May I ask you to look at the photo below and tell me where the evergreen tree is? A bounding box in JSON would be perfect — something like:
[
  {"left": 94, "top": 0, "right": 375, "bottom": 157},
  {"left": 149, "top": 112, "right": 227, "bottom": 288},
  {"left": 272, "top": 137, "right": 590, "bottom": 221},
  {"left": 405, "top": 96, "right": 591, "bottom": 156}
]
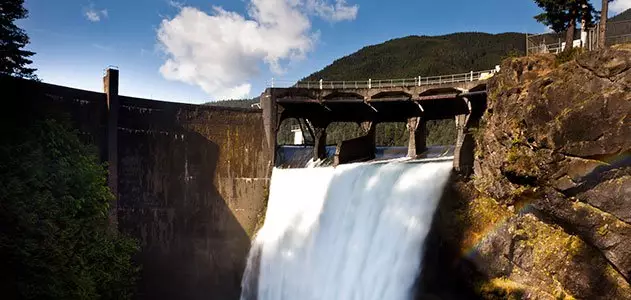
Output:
[
  {"left": 533, "top": 0, "right": 596, "bottom": 52},
  {"left": 0, "top": 0, "right": 37, "bottom": 79}
]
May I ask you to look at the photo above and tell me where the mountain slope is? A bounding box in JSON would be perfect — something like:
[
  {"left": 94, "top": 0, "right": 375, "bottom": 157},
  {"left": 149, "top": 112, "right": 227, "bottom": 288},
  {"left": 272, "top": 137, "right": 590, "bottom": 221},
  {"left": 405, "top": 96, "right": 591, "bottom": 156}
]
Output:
[
  {"left": 304, "top": 32, "right": 525, "bottom": 81},
  {"left": 610, "top": 8, "right": 631, "bottom": 22}
]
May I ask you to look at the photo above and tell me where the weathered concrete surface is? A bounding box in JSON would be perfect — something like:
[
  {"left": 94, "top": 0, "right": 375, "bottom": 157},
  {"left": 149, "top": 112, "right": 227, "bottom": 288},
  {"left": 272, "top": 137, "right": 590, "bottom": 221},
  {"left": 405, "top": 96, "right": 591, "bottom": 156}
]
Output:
[
  {"left": 334, "top": 134, "right": 376, "bottom": 165},
  {"left": 3, "top": 76, "right": 272, "bottom": 300},
  {"left": 117, "top": 96, "right": 271, "bottom": 300},
  {"left": 1, "top": 76, "right": 108, "bottom": 161}
]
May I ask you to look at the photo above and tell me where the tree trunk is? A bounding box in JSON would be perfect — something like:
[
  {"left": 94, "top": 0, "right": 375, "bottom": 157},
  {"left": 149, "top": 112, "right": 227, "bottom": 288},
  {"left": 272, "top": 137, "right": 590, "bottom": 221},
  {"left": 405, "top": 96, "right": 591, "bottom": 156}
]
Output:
[
  {"left": 599, "top": 0, "right": 608, "bottom": 48},
  {"left": 565, "top": 17, "right": 576, "bottom": 52}
]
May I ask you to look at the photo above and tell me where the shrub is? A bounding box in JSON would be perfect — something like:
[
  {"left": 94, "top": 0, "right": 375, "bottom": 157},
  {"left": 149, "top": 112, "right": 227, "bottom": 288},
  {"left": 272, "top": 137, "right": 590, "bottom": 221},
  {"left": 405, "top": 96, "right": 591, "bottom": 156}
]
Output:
[{"left": 0, "top": 118, "right": 138, "bottom": 299}]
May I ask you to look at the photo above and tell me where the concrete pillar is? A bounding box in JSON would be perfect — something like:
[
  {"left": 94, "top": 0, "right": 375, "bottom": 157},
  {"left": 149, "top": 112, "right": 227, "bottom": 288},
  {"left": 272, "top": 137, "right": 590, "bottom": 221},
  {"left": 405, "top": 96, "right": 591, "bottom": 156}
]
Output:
[
  {"left": 360, "top": 121, "right": 376, "bottom": 153},
  {"left": 103, "top": 68, "right": 119, "bottom": 229},
  {"left": 261, "top": 89, "right": 277, "bottom": 167},
  {"left": 313, "top": 126, "right": 328, "bottom": 161},
  {"left": 333, "top": 121, "right": 376, "bottom": 166},
  {"left": 407, "top": 117, "right": 427, "bottom": 158},
  {"left": 454, "top": 114, "right": 475, "bottom": 177}
]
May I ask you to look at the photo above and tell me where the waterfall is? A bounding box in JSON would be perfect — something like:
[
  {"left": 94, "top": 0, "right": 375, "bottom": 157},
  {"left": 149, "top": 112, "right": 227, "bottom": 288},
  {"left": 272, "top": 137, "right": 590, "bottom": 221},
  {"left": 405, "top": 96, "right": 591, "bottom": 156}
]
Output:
[{"left": 241, "top": 159, "right": 453, "bottom": 300}]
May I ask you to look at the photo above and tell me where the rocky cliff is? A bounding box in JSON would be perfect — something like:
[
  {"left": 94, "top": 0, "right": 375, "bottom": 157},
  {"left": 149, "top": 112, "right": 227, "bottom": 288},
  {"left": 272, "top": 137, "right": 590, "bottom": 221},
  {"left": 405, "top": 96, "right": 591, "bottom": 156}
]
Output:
[{"left": 420, "top": 45, "right": 631, "bottom": 299}]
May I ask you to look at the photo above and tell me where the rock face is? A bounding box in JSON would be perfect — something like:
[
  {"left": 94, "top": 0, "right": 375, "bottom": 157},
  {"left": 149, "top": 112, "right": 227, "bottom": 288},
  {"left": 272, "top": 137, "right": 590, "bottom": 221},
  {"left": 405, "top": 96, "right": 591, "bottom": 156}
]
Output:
[{"left": 420, "top": 45, "right": 631, "bottom": 299}]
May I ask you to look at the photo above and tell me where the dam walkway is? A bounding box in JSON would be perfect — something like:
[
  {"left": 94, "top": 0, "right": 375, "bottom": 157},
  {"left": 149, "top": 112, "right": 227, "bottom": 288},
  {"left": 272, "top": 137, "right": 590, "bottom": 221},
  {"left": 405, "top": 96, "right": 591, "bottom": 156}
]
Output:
[{"left": 261, "top": 67, "right": 499, "bottom": 174}]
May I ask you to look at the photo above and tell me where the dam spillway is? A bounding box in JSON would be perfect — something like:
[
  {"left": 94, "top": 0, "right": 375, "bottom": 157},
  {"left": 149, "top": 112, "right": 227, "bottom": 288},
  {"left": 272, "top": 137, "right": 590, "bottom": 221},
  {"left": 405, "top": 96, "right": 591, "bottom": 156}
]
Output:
[{"left": 241, "top": 158, "right": 453, "bottom": 300}]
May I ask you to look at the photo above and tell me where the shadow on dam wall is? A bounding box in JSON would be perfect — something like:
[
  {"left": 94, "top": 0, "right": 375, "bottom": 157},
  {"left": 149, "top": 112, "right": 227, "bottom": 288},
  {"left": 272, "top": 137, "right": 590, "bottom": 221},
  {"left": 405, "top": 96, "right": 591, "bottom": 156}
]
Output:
[
  {"left": 117, "top": 129, "right": 246, "bottom": 299},
  {"left": 116, "top": 96, "right": 271, "bottom": 300},
  {"left": 1, "top": 75, "right": 272, "bottom": 300}
]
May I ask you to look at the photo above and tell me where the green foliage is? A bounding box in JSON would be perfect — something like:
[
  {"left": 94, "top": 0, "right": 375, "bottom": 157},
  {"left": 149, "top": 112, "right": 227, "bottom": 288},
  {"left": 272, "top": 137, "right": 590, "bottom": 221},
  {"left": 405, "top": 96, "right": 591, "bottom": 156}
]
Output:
[
  {"left": 304, "top": 32, "right": 525, "bottom": 81},
  {"left": 205, "top": 98, "right": 259, "bottom": 108},
  {"left": 555, "top": 47, "right": 582, "bottom": 64},
  {"left": 0, "top": 0, "right": 37, "bottom": 79},
  {"left": 533, "top": 0, "right": 596, "bottom": 32},
  {"left": 0, "top": 118, "right": 139, "bottom": 299},
  {"left": 533, "top": 0, "right": 597, "bottom": 52}
]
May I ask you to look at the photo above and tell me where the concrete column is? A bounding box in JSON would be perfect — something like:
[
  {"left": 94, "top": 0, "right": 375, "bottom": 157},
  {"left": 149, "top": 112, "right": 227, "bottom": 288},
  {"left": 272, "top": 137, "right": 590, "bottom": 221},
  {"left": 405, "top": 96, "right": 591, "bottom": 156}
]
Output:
[
  {"left": 333, "top": 121, "right": 376, "bottom": 166},
  {"left": 360, "top": 121, "right": 376, "bottom": 153},
  {"left": 261, "top": 89, "right": 277, "bottom": 167},
  {"left": 313, "top": 126, "right": 328, "bottom": 161},
  {"left": 103, "top": 68, "right": 119, "bottom": 229},
  {"left": 360, "top": 121, "right": 375, "bottom": 136},
  {"left": 407, "top": 117, "right": 427, "bottom": 158},
  {"left": 454, "top": 114, "right": 475, "bottom": 176}
]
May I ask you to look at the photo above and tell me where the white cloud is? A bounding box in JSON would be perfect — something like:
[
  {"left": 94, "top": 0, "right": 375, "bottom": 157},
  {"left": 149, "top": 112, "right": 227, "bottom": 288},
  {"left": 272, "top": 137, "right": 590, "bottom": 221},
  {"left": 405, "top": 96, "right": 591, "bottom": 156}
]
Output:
[
  {"left": 84, "top": 7, "right": 108, "bottom": 22},
  {"left": 157, "top": 0, "right": 358, "bottom": 100},
  {"left": 167, "top": 0, "right": 184, "bottom": 9},
  {"left": 85, "top": 10, "right": 101, "bottom": 22},
  {"left": 610, "top": 0, "right": 631, "bottom": 14},
  {"left": 306, "top": 0, "right": 358, "bottom": 22}
]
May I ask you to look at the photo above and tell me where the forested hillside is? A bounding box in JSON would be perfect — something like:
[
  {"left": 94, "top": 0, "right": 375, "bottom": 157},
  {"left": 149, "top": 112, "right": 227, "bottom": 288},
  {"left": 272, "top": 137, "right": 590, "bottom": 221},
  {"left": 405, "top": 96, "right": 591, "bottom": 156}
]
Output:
[
  {"left": 610, "top": 8, "right": 631, "bottom": 22},
  {"left": 305, "top": 32, "right": 525, "bottom": 82}
]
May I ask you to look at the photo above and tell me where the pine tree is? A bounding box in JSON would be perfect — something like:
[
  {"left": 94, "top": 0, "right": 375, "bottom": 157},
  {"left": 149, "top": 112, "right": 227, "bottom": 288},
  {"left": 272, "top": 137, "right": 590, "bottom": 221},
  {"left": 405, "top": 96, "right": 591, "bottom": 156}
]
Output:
[
  {"left": 534, "top": 0, "right": 597, "bottom": 52},
  {"left": 0, "top": 0, "right": 37, "bottom": 79}
]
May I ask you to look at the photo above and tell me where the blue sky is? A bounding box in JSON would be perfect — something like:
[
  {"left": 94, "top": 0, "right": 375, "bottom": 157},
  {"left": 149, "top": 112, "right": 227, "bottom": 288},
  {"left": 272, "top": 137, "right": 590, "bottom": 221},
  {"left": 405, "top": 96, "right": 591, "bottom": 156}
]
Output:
[{"left": 18, "top": 0, "right": 629, "bottom": 104}]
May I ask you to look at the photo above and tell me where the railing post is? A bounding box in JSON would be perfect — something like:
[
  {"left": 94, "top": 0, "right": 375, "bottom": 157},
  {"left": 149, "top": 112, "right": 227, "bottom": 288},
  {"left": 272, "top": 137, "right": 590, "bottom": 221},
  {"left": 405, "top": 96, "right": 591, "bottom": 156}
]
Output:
[
  {"left": 470, "top": 71, "right": 473, "bottom": 82},
  {"left": 319, "top": 79, "right": 323, "bottom": 90},
  {"left": 343, "top": 81, "right": 346, "bottom": 89},
  {"left": 368, "top": 78, "right": 372, "bottom": 89},
  {"left": 418, "top": 76, "right": 421, "bottom": 86}
]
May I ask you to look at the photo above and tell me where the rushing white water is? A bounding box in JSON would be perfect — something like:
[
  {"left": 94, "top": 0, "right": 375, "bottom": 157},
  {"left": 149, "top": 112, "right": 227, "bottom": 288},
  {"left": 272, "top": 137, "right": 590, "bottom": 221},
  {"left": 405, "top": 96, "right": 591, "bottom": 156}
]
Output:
[{"left": 241, "top": 159, "right": 453, "bottom": 300}]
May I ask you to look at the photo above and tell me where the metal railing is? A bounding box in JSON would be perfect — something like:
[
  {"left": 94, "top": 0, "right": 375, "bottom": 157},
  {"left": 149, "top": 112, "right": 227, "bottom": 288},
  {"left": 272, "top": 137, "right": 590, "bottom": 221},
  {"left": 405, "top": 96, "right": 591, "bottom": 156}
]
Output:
[
  {"left": 267, "top": 68, "right": 499, "bottom": 89},
  {"left": 527, "top": 19, "right": 631, "bottom": 55}
]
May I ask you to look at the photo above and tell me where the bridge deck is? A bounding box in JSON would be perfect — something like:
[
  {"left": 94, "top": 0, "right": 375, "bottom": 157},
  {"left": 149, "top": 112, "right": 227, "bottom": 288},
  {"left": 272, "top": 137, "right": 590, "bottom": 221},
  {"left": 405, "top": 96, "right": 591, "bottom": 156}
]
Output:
[{"left": 269, "top": 83, "right": 488, "bottom": 124}]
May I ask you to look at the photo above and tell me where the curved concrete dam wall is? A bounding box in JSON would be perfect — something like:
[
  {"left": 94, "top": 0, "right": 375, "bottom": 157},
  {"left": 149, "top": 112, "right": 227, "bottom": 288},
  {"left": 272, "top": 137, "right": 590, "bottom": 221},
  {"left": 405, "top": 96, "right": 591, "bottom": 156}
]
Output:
[{"left": 2, "top": 75, "right": 273, "bottom": 299}]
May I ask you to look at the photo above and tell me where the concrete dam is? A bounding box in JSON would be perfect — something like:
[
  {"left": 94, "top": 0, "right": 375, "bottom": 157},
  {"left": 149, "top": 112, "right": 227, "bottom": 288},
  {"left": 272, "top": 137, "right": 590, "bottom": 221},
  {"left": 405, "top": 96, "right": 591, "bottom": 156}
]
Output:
[{"left": 3, "top": 66, "right": 494, "bottom": 299}]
